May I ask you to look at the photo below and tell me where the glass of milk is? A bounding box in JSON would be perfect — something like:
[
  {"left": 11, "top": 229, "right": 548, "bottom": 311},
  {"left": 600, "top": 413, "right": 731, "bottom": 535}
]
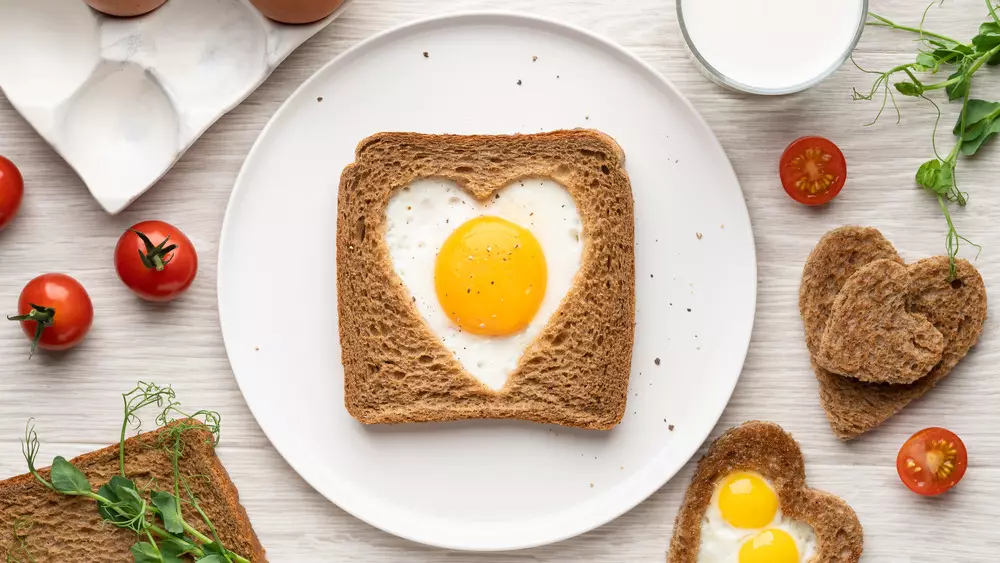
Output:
[{"left": 677, "top": 0, "right": 868, "bottom": 94}]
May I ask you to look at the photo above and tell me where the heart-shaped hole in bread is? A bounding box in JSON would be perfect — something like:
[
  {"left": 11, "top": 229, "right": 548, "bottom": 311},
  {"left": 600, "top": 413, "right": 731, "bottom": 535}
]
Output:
[
  {"left": 384, "top": 177, "right": 584, "bottom": 390},
  {"left": 668, "top": 421, "right": 863, "bottom": 563},
  {"left": 816, "top": 259, "right": 944, "bottom": 385}
]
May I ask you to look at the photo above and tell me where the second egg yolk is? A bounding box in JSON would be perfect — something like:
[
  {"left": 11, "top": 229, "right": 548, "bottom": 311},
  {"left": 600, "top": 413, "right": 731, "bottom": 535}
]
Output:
[
  {"left": 718, "top": 472, "right": 779, "bottom": 529},
  {"left": 738, "top": 529, "right": 800, "bottom": 563},
  {"left": 434, "top": 216, "right": 546, "bottom": 336}
]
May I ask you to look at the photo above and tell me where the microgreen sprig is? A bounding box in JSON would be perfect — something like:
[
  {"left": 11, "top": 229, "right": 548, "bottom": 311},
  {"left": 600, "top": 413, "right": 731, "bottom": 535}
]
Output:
[
  {"left": 853, "top": 0, "right": 1000, "bottom": 277},
  {"left": 19, "top": 383, "right": 248, "bottom": 563}
]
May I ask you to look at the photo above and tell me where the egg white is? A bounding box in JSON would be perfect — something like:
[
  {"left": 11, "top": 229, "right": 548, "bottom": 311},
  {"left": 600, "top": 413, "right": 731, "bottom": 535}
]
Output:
[
  {"left": 384, "top": 177, "right": 584, "bottom": 390},
  {"left": 698, "top": 475, "right": 818, "bottom": 563}
]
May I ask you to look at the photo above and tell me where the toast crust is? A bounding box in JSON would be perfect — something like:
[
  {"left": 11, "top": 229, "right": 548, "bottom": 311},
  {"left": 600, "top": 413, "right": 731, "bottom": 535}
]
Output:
[
  {"left": 0, "top": 424, "right": 266, "bottom": 562},
  {"left": 801, "top": 227, "right": 987, "bottom": 439},
  {"left": 337, "top": 130, "right": 635, "bottom": 430},
  {"left": 667, "top": 421, "right": 863, "bottom": 563}
]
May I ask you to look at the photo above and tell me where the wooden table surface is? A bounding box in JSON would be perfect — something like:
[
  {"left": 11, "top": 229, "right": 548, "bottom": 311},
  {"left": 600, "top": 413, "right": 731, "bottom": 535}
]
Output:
[{"left": 2, "top": 0, "right": 998, "bottom": 560}]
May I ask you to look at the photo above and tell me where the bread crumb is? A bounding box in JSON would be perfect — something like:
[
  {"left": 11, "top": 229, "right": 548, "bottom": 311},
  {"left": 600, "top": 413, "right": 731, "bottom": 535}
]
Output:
[
  {"left": 317, "top": 96, "right": 323, "bottom": 103},
  {"left": 696, "top": 232, "right": 703, "bottom": 240},
  {"left": 620, "top": 465, "right": 624, "bottom": 470},
  {"left": 589, "top": 482, "right": 594, "bottom": 488},
  {"left": 532, "top": 55, "right": 538, "bottom": 62},
  {"left": 517, "top": 79, "right": 522, "bottom": 86},
  {"left": 585, "top": 115, "right": 590, "bottom": 120},
  {"left": 254, "top": 346, "right": 259, "bottom": 351},
  {"left": 668, "top": 424, "right": 675, "bottom": 431},
  {"left": 423, "top": 51, "right": 429, "bottom": 58},
  {"left": 654, "top": 358, "right": 661, "bottom": 366},
  {"left": 720, "top": 224, "right": 725, "bottom": 229},
  {"left": 556, "top": 74, "right": 560, "bottom": 79}
]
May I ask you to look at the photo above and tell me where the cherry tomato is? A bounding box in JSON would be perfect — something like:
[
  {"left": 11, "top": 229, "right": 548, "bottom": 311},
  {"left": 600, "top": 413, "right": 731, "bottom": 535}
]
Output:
[
  {"left": 114, "top": 220, "right": 198, "bottom": 302},
  {"left": 779, "top": 136, "right": 847, "bottom": 206},
  {"left": 0, "top": 155, "right": 24, "bottom": 230},
  {"left": 897, "top": 427, "right": 968, "bottom": 496},
  {"left": 7, "top": 273, "right": 94, "bottom": 357}
]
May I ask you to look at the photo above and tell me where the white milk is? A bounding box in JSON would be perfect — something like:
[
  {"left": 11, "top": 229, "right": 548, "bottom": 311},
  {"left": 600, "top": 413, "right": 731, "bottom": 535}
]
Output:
[{"left": 679, "top": 0, "right": 866, "bottom": 93}]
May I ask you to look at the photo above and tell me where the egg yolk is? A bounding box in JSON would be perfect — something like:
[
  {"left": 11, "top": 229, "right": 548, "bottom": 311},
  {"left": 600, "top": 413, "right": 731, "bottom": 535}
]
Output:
[
  {"left": 717, "top": 472, "right": 779, "bottom": 529},
  {"left": 738, "top": 529, "right": 800, "bottom": 563},
  {"left": 434, "top": 216, "right": 546, "bottom": 336}
]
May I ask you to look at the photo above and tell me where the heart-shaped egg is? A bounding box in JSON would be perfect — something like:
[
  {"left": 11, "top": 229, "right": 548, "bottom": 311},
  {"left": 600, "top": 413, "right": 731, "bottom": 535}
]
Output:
[{"left": 384, "top": 178, "right": 583, "bottom": 389}]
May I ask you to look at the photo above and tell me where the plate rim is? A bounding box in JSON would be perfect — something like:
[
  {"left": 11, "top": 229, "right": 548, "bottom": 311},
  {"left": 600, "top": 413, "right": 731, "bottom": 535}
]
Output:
[{"left": 218, "top": 10, "right": 758, "bottom": 551}]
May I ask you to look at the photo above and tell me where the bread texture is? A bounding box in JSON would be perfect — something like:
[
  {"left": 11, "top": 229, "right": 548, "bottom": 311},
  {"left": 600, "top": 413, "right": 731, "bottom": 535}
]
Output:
[
  {"left": 816, "top": 259, "right": 944, "bottom": 384},
  {"left": 800, "top": 227, "right": 987, "bottom": 439},
  {"left": 337, "top": 130, "right": 635, "bottom": 430},
  {"left": 667, "top": 421, "right": 863, "bottom": 563},
  {"left": 0, "top": 425, "right": 265, "bottom": 562}
]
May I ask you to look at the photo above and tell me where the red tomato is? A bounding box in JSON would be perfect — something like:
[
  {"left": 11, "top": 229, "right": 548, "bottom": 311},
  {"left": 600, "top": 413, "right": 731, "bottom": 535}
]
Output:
[
  {"left": 897, "top": 427, "right": 968, "bottom": 496},
  {"left": 779, "top": 136, "right": 847, "bottom": 205},
  {"left": 0, "top": 155, "right": 24, "bottom": 230},
  {"left": 114, "top": 220, "right": 197, "bottom": 302},
  {"left": 7, "top": 273, "right": 94, "bottom": 357}
]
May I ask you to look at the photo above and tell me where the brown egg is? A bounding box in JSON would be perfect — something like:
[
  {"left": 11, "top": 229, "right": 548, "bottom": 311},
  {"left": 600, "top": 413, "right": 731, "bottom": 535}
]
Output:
[
  {"left": 84, "top": 0, "right": 168, "bottom": 17},
  {"left": 248, "top": 0, "right": 346, "bottom": 24}
]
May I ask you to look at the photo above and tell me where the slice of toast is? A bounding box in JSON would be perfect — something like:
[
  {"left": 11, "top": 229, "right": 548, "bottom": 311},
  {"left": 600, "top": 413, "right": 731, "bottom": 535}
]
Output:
[
  {"left": 800, "top": 227, "right": 987, "bottom": 439},
  {"left": 0, "top": 426, "right": 266, "bottom": 562},
  {"left": 337, "top": 130, "right": 635, "bottom": 430},
  {"left": 667, "top": 421, "right": 863, "bottom": 563},
  {"left": 816, "top": 259, "right": 944, "bottom": 385}
]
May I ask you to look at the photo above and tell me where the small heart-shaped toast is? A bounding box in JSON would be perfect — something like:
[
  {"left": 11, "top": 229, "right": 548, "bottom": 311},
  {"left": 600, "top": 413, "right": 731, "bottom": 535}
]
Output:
[
  {"left": 668, "top": 421, "right": 862, "bottom": 563},
  {"left": 800, "top": 227, "right": 987, "bottom": 439},
  {"left": 816, "top": 259, "right": 944, "bottom": 384}
]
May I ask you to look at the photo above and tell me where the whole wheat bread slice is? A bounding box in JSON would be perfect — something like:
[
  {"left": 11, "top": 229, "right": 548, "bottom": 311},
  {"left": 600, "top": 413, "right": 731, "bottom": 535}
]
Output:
[
  {"left": 337, "top": 130, "right": 635, "bottom": 430},
  {"left": 667, "top": 421, "right": 863, "bottom": 563},
  {"left": 0, "top": 425, "right": 265, "bottom": 562},
  {"left": 800, "top": 227, "right": 987, "bottom": 439},
  {"left": 816, "top": 259, "right": 944, "bottom": 385}
]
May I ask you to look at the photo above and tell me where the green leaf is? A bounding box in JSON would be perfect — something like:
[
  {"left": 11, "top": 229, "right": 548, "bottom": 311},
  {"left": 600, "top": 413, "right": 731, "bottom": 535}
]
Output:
[
  {"left": 194, "top": 556, "right": 226, "bottom": 563},
  {"left": 961, "top": 118, "right": 1000, "bottom": 155},
  {"left": 953, "top": 100, "right": 1000, "bottom": 135},
  {"left": 158, "top": 537, "right": 194, "bottom": 563},
  {"left": 97, "top": 476, "right": 146, "bottom": 531},
  {"left": 916, "top": 159, "right": 956, "bottom": 196},
  {"left": 946, "top": 67, "right": 972, "bottom": 101},
  {"left": 130, "top": 542, "right": 163, "bottom": 563},
  {"left": 200, "top": 542, "right": 226, "bottom": 555},
  {"left": 894, "top": 81, "right": 923, "bottom": 96},
  {"left": 916, "top": 51, "right": 940, "bottom": 71},
  {"left": 151, "top": 491, "right": 184, "bottom": 534},
  {"left": 50, "top": 457, "right": 92, "bottom": 495}
]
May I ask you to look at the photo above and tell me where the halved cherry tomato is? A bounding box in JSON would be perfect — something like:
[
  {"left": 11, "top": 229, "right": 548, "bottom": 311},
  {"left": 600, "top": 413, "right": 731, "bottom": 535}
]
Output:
[
  {"left": 114, "top": 220, "right": 198, "bottom": 302},
  {"left": 779, "top": 136, "right": 847, "bottom": 206},
  {"left": 0, "top": 155, "right": 24, "bottom": 230},
  {"left": 7, "top": 273, "right": 94, "bottom": 357},
  {"left": 897, "top": 427, "right": 968, "bottom": 496}
]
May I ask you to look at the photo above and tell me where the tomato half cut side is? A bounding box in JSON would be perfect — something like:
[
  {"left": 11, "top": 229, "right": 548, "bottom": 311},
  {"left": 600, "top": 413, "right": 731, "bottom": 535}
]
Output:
[
  {"left": 896, "top": 427, "right": 968, "bottom": 496},
  {"left": 779, "top": 136, "right": 847, "bottom": 206}
]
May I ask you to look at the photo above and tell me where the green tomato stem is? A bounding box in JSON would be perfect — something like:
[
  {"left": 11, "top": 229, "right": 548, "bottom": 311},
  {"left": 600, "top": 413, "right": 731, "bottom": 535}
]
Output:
[{"left": 988, "top": 0, "right": 1000, "bottom": 25}]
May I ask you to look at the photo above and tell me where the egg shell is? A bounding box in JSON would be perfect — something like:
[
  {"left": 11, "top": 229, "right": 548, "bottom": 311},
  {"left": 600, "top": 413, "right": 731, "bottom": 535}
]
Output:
[
  {"left": 83, "top": 0, "right": 167, "bottom": 17},
  {"left": 248, "top": 0, "right": 345, "bottom": 24}
]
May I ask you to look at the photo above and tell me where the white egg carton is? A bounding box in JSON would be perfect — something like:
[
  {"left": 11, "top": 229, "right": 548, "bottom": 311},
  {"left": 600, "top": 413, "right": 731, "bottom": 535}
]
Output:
[{"left": 0, "top": 0, "right": 350, "bottom": 214}]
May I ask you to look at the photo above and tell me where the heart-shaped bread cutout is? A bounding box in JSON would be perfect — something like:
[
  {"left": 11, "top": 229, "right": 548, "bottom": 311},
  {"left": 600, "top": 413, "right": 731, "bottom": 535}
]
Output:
[
  {"left": 816, "top": 259, "right": 944, "bottom": 384},
  {"left": 800, "top": 227, "right": 987, "bottom": 439},
  {"left": 384, "top": 177, "right": 584, "bottom": 390},
  {"left": 668, "top": 421, "right": 863, "bottom": 563}
]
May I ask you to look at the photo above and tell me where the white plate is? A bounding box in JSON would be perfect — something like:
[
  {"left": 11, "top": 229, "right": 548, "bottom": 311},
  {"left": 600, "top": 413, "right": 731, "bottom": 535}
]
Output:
[
  {"left": 218, "top": 12, "right": 756, "bottom": 551},
  {"left": 0, "top": 0, "right": 350, "bottom": 214}
]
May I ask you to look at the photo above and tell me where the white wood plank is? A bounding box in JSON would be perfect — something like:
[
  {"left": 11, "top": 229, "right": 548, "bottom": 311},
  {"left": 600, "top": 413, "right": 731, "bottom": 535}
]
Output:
[{"left": 1, "top": 0, "right": 998, "bottom": 560}]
